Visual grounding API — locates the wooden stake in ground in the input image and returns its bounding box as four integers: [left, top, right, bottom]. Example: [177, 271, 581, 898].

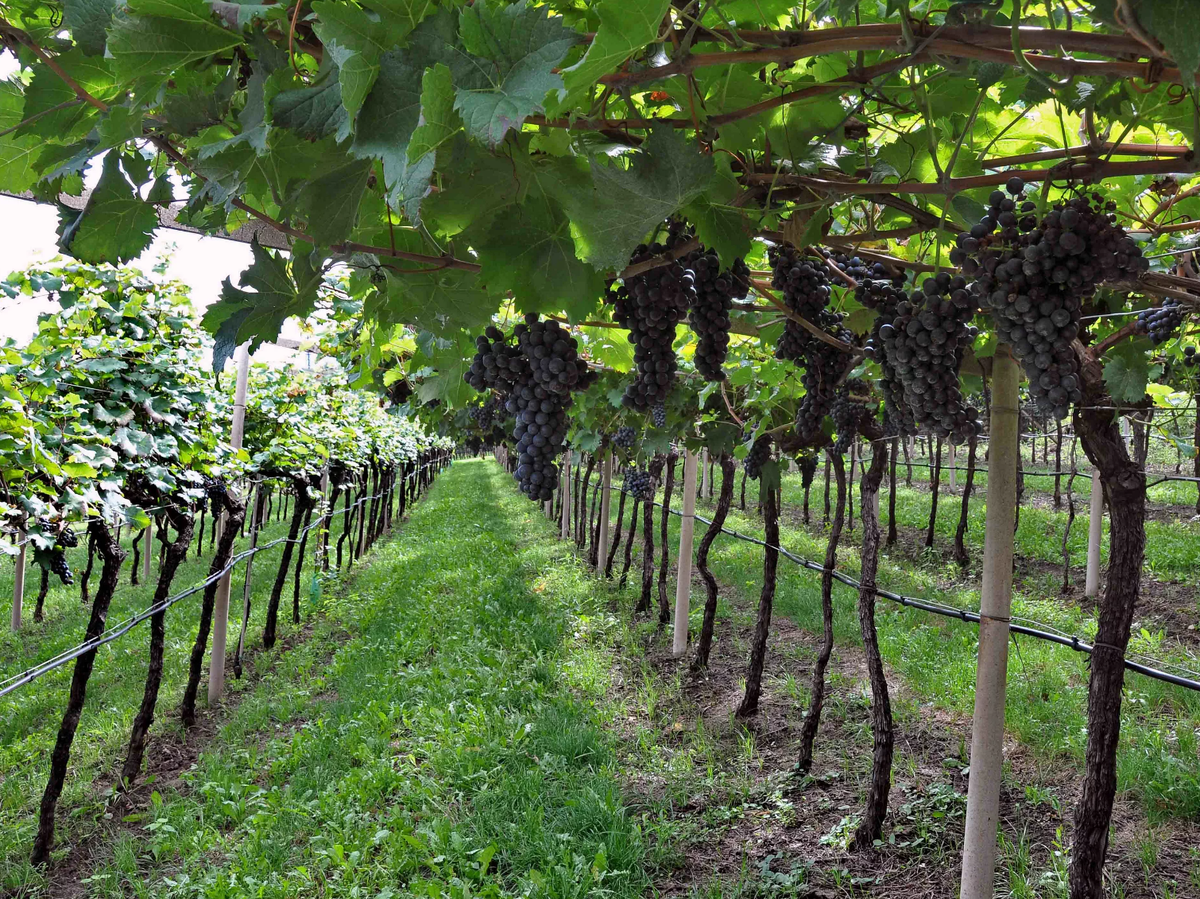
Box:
[605, 486, 626, 578]
[656, 453, 677, 625]
[596, 454, 612, 570]
[959, 346, 1019, 899]
[209, 343, 249, 703]
[11, 530, 25, 631]
[1085, 473, 1104, 598]
[561, 450, 572, 541]
[925, 437, 942, 548]
[672, 450, 698, 656]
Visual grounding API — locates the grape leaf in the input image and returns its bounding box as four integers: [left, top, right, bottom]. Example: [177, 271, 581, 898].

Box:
[412, 330, 475, 408]
[293, 159, 371, 247]
[1092, 0, 1199, 78]
[361, 0, 435, 43]
[446, 0, 580, 147]
[561, 0, 670, 94]
[107, 0, 243, 83]
[312, 0, 395, 123]
[351, 48, 426, 195]
[17, 51, 113, 141]
[683, 155, 752, 265]
[56, 152, 158, 264]
[202, 239, 322, 371]
[0, 83, 41, 193]
[473, 193, 605, 321]
[549, 128, 715, 272]
[64, 0, 118, 56]
[271, 68, 351, 143]
[407, 64, 460, 163]
[1103, 339, 1153, 403]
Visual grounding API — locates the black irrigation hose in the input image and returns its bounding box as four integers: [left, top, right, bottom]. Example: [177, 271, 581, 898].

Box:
[895, 459, 1200, 486]
[0, 462, 441, 699]
[615, 487, 1200, 694]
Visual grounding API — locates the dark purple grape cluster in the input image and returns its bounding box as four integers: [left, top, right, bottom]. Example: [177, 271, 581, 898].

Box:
[874, 272, 982, 443]
[202, 476, 226, 518]
[515, 316, 592, 393]
[955, 180, 1149, 419]
[651, 403, 667, 428]
[685, 247, 750, 381]
[1136, 298, 1185, 345]
[743, 435, 773, 479]
[859, 268, 917, 437]
[612, 221, 695, 412]
[465, 325, 528, 398]
[830, 381, 871, 455]
[623, 467, 656, 502]
[47, 548, 73, 585]
[1185, 345, 1198, 369]
[770, 244, 832, 363]
[57, 527, 78, 549]
[468, 396, 499, 430]
[769, 244, 857, 443]
[613, 426, 637, 450]
[797, 453, 818, 489]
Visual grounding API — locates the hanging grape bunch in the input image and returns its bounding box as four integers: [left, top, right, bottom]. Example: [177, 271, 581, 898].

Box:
[797, 453, 819, 490]
[743, 435, 773, 479]
[612, 220, 696, 412]
[860, 267, 917, 437]
[515, 316, 593, 394]
[685, 245, 750, 381]
[1185, 345, 1198, 369]
[613, 425, 637, 450]
[875, 272, 982, 443]
[651, 403, 667, 428]
[954, 179, 1149, 419]
[623, 467, 656, 502]
[830, 381, 873, 455]
[769, 244, 857, 443]
[468, 396, 499, 431]
[202, 476, 227, 518]
[1136, 298, 1186, 345]
[465, 325, 528, 398]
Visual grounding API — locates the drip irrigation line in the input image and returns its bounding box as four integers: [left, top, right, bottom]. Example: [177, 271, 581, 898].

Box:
[0, 461, 439, 699]
[895, 458, 1200, 485]
[609, 485, 1200, 694]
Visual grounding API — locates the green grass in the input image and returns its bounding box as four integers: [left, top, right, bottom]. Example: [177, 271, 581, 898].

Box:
[2, 461, 656, 897]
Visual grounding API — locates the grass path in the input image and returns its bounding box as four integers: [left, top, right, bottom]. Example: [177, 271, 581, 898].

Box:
[3, 460, 659, 898]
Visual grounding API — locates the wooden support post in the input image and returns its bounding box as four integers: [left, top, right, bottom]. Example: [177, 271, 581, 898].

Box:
[11, 531, 26, 631]
[949, 442, 957, 493]
[561, 450, 572, 540]
[673, 451, 698, 657]
[209, 343, 249, 705]
[598, 454, 612, 569]
[1085, 473, 1104, 599]
[960, 346, 1019, 899]
[700, 448, 709, 499]
[142, 523, 153, 583]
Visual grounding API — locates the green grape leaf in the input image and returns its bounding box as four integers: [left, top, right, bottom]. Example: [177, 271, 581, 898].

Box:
[1093, 0, 1200, 78]
[201, 239, 322, 371]
[64, 0, 118, 56]
[550, 128, 715, 272]
[407, 64, 460, 163]
[1102, 339, 1153, 404]
[271, 68, 351, 143]
[56, 152, 158, 264]
[294, 159, 371, 247]
[107, 0, 243, 83]
[351, 48, 426, 198]
[361, 0, 435, 43]
[561, 0, 670, 94]
[473, 193, 605, 321]
[0, 83, 41, 193]
[312, 0, 396, 122]
[447, 0, 580, 147]
[412, 331, 475, 408]
[17, 51, 113, 141]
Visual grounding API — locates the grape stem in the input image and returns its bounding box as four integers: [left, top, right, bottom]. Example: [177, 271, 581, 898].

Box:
[749, 279, 859, 354]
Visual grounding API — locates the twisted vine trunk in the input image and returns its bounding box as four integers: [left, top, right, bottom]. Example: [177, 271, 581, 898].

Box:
[33, 568, 49, 623]
[925, 437, 942, 548]
[618, 499, 639, 590]
[577, 455, 595, 550]
[131, 527, 144, 586]
[31, 521, 126, 867]
[336, 484, 354, 569]
[322, 478, 342, 572]
[1054, 420, 1063, 509]
[181, 495, 246, 727]
[605, 488, 626, 578]
[587, 465, 602, 567]
[636, 460, 661, 615]
[657, 453, 677, 625]
[692, 454, 734, 672]
[735, 474, 780, 719]
[799, 452, 846, 771]
[264, 477, 309, 649]
[739, 468, 747, 511]
[851, 439, 893, 849]
[1067, 352, 1148, 899]
[292, 503, 315, 624]
[953, 436, 978, 568]
[887, 436, 899, 547]
[122, 509, 194, 789]
[823, 456, 831, 524]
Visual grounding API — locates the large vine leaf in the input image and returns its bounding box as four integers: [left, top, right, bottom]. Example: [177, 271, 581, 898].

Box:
[271, 67, 351, 143]
[407, 63, 460, 163]
[374, 263, 493, 334]
[549, 128, 715, 272]
[446, 0, 580, 147]
[561, 0, 671, 94]
[1103, 339, 1154, 403]
[293, 158, 371, 247]
[64, 0, 118, 56]
[56, 152, 158, 264]
[312, 0, 396, 124]
[350, 48, 427, 201]
[0, 83, 41, 193]
[107, 0, 244, 83]
[473, 192, 605, 321]
[201, 240, 322, 371]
